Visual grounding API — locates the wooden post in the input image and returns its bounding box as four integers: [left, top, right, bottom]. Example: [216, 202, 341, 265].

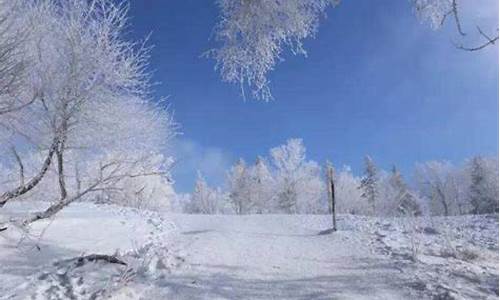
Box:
[326, 161, 337, 232]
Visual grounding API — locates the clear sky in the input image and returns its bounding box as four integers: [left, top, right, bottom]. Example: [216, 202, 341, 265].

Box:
[127, 0, 498, 193]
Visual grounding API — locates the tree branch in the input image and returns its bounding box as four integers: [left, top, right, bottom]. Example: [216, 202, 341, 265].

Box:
[0, 93, 37, 115]
[19, 163, 169, 226]
[456, 27, 499, 51]
[59, 254, 127, 267]
[10, 146, 24, 186]
[451, 0, 466, 36]
[0, 137, 59, 207]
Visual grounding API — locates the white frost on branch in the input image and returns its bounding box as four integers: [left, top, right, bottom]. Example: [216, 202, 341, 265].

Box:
[412, 0, 454, 30]
[209, 0, 338, 100]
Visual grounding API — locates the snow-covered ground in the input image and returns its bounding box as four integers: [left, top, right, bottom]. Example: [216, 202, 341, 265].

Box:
[0, 201, 178, 299]
[0, 202, 498, 299]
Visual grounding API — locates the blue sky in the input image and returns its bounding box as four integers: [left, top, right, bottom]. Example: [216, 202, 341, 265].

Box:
[128, 0, 498, 193]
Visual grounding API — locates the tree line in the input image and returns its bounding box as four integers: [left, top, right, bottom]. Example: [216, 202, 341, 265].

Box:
[183, 139, 498, 216]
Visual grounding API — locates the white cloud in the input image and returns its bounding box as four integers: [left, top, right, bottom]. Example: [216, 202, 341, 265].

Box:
[170, 138, 234, 192]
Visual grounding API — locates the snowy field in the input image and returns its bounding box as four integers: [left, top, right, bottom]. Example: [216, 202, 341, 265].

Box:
[0, 202, 498, 299]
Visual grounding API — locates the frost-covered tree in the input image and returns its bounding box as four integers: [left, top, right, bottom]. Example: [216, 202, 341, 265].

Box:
[169, 193, 192, 213]
[226, 144, 323, 215]
[359, 156, 378, 215]
[415, 161, 454, 216]
[414, 159, 497, 216]
[376, 170, 397, 216]
[0, 0, 176, 226]
[209, 0, 338, 100]
[226, 159, 253, 214]
[296, 163, 325, 214]
[389, 166, 421, 216]
[189, 172, 219, 214]
[93, 155, 175, 211]
[468, 156, 499, 214]
[0, 1, 30, 115]
[271, 139, 303, 213]
[271, 139, 324, 214]
[247, 156, 275, 213]
[335, 166, 364, 215]
[414, 160, 475, 216]
[445, 166, 471, 215]
[370, 168, 419, 217]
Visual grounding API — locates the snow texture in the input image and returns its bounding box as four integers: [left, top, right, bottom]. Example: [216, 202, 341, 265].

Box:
[0, 201, 498, 299]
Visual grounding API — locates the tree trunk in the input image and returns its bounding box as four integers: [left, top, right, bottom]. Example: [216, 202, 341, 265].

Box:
[0, 138, 59, 207]
[11, 146, 24, 186]
[56, 141, 67, 200]
[436, 187, 449, 216]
